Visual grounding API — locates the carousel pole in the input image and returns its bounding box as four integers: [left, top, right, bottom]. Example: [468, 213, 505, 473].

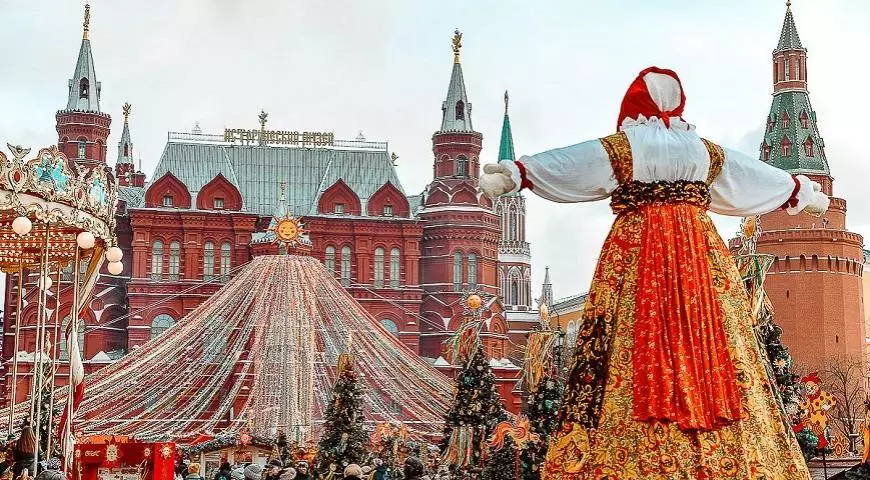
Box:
[63, 246, 82, 468]
[7, 255, 25, 436]
[45, 266, 63, 457]
[32, 222, 52, 469]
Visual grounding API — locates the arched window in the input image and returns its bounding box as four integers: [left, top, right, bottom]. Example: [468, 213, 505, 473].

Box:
[151, 240, 164, 281]
[455, 100, 465, 120]
[508, 208, 517, 241]
[468, 253, 477, 289]
[763, 144, 772, 161]
[511, 281, 519, 306]
[77, 140, 87, 159]
[800, 111, 809, 129]
[767, 116, 775, 132]
[123, 144, 129, 157]
[796, 57, 801, 80]
[390, 248, 401, 288]
[784, 58, 791, 81]
[168, 241, 181, 281]
[220, 242, 232, 281]
[380, 319, 399, 336]
[151, 314, 175, 339]
[340, 246, 352, 287]
[782, 111, 790, 129]
[79, 78, 89, 99]
[59, 316, 86, 361]
[804, 137, 814, 157]
[325, 245, 336, 273]
[453, 252, 463, 292]
[781, 137, 792, 157]
[374, 247, 385, 288]
[456, 156, 469, 177]
[203, 242, 215, 280]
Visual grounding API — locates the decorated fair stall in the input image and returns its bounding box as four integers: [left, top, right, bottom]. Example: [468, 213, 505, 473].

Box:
[178, 432, 280, 479]
[74, 436, 175, 480]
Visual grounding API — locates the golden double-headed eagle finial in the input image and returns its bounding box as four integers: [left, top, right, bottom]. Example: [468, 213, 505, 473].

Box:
[452, 29, 462, 64]
[122, 103, 132, 123]
[83, 4, 91, 39]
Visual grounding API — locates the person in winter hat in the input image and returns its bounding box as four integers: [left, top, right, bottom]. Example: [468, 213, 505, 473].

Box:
[342, 464, 362, 480]
[479, 66, 822, 479]
[33, 469, 63, 480]
[278, 468, 295, 480]
[213, 463, 232, 480]
[243, 464, 262, 480]
[230, 467, 245, 480]
[402, 457, 424, 480]
[292, 462, 310, 480]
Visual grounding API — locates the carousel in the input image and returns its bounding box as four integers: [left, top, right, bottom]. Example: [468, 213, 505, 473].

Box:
[0, 143, 122, 475]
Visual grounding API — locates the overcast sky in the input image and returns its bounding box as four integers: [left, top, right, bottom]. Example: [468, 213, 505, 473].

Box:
[1, 0, 868, 302]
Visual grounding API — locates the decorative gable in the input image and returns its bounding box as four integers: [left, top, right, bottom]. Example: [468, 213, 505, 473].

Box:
[367, 181, 410, 218]
[196, 173, 243, 211]
[145, 172, 192, 209]
[317, 179, 361, 216]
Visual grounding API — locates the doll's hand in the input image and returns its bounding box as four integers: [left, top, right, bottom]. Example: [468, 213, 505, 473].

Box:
[804, 189, 830, 217]
[479, 163, 516, 199]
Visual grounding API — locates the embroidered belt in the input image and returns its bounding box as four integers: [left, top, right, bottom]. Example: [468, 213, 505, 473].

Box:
[610, 180, 710, 214]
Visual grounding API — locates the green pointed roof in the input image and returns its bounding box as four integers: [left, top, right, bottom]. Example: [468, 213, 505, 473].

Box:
[761, 89, 829, 175]
[761, 4, 829, 176]
[775, 4, 804, 53]
[497, 91, 515, 161]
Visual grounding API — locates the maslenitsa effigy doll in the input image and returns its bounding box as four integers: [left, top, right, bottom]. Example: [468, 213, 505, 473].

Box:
[480, 67, 829, 479]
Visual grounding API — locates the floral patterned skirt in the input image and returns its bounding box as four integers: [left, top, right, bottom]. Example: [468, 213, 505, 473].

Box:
[542, 206, 809, 480]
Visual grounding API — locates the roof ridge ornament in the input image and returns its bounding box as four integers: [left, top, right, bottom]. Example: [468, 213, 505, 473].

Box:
[83, 4, 91, 40]
[504, 90, 509, 114]
[452, 29, 462, 64]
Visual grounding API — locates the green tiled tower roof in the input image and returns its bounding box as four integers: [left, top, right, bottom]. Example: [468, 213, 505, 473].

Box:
[760, 92, 829, 175]
[760, 3, 829, 176]
[498, 91, 515, 161]
[775, 3, 804, 53]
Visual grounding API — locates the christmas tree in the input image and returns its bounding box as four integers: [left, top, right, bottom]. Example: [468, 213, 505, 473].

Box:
[519, 328, 564, 480]
[31, 351, 60, 459]
[755, 311, 818, 461]
[314, 353, 368, 474]
[480, 436, 518, 480]
[440, 346, 506, 474]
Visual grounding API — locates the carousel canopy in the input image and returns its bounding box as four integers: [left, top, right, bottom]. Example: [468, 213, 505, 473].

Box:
[2, 255, 455, 442]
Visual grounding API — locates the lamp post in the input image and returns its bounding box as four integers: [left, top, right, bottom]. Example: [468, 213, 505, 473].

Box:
[554, 326, 565, 374]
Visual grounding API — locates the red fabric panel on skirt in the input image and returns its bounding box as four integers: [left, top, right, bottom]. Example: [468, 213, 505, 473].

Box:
[632, 203, 743, 431]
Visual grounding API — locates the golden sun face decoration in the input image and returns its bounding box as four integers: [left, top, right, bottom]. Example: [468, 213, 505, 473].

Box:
[268, 213, 307, 250]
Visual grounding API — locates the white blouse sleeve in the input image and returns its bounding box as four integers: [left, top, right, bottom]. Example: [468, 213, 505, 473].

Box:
[710, 147, 815, 217]
[500, 139, 618, 203]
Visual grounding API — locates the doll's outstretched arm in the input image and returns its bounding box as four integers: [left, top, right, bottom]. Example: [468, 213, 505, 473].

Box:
[480, 139, 617, 203]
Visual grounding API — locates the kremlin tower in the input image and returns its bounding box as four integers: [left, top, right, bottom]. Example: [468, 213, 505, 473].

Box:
[418, 31, 505, 359]
[495, 91, 533, 313]
[754, 3, 865, 369]
[56, 4, 111, 168]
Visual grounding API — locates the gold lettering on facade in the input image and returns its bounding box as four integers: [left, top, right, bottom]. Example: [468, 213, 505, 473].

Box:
[223, 129, 334, 147]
